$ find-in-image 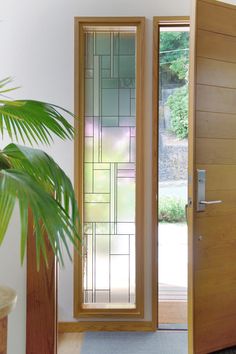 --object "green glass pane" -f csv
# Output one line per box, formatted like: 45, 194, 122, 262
131, 88, 136, 99
119, 33, 135, 55
94, 56, 100, 116
102, 56, 110, 69
94, 169, 110, 193
85, 78, 94, 116
102, 127, 130, 163
131, 98, 136, 116
119, 116, 135, 127
119, 78, 135, 89
94, 163, 110, 170
102, 69, 110, 78
84, 137, 93, 162
85, 69, 93, 78
85, 194, 110, 203
102, 79, 118, 89
101, 89, 119, 116
84, 163, 93, 193
113, 56, 119, 78
95, 33, 111, 55
119, 89, 130, 116
84, 223, 92, 235
83, 27, 137, 308
84, 202, 109, 222
95, 222, 110, 235
117, 178, 135, 222
119, 56, 135, 78
113, 33, 119, 55
102, 116, 119, 127
85, 33, 94, 69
